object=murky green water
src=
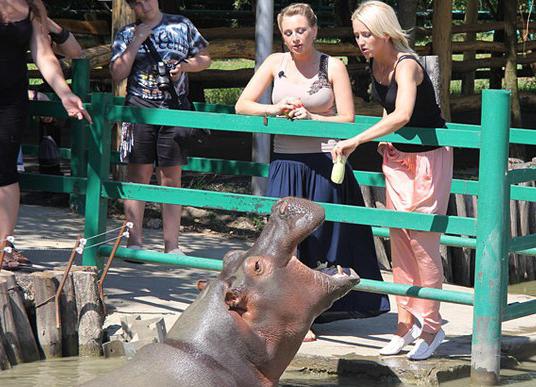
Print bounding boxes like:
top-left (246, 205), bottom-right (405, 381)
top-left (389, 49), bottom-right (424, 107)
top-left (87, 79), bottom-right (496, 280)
top-left (1, 356), bottom-right (535, 386)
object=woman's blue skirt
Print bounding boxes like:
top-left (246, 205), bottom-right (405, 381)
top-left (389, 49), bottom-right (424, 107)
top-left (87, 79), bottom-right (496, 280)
top-left (266, 152), bottom-right (390, 322)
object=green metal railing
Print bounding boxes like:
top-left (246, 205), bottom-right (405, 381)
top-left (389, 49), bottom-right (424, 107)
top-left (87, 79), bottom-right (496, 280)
top-left (21, 59), bottom-right (536, 385)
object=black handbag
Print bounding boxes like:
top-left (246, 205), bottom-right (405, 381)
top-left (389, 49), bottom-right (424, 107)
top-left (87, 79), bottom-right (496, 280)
top-left (142, 37), bottom-right (210, 150)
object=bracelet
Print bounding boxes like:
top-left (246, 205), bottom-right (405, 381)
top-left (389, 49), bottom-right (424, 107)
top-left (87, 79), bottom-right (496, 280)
top-left (50, 27), bottom-right (70, 45)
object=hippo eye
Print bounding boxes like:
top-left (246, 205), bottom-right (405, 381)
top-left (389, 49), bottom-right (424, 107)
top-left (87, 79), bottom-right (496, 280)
top-left (255, 260), bottom-right (261, 272)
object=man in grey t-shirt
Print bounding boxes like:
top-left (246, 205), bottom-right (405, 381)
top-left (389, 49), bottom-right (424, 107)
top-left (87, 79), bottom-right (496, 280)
top-left (110, 0), bottom-right (211, 255)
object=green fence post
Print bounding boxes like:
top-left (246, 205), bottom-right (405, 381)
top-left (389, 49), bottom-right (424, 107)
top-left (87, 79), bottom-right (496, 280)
top-left (471, 89), bottom-right (511, 385)
top-left (70, 58), bottom-right (90, 214)
top-left (82, 93), bottom-right (112, 266)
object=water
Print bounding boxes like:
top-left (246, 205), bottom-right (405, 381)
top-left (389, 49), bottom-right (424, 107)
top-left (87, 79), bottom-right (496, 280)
top-left (1, 356), bottom-right (535, 386)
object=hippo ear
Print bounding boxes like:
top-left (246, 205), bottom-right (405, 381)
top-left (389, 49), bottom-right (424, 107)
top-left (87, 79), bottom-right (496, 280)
top-left (221, 250), bottom-right (246, 275)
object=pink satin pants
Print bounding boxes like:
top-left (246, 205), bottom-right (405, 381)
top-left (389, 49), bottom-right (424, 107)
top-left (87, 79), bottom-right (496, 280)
top-left (380, 143), bottom-right (453, 333)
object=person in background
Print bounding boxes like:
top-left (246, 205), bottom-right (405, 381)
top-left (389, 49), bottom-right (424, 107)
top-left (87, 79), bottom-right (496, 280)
top-left (0, 0), bottom-right (91, 270)
top-left (332, 1), bottom-right (453, 360)
top-left (110, 0), bottom-right (211, 255)
top-left (235, 3), bottom-right (389, 342)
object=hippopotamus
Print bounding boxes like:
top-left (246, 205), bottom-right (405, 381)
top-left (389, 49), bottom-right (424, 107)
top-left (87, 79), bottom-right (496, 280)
top-left (83, 197), bottom-right (359, 387)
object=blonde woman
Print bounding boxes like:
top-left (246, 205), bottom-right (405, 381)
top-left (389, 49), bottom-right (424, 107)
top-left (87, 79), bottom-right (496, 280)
top-left (332, 1), bottom-right (453, 360)
top-left (236, 3), bottom-right (390, 341)
top-left (0, 0), bottom-right (90, 269)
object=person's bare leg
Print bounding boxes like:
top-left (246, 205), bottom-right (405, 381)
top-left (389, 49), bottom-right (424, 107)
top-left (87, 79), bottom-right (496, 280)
top-left (124, 164), bottom-right (153, 247)
top-left (0, 182), bottom-right (20, 242)
top-left (156, 165), bottom-right (182, 253)
top-left (395, 307), bottom-right (416, 337)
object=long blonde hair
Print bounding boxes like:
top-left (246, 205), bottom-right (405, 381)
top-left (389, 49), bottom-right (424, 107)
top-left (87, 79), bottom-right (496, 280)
top-left (351, 1), bottom-right (414, 54)
top-left (277, 3), bottom-right (317, 32)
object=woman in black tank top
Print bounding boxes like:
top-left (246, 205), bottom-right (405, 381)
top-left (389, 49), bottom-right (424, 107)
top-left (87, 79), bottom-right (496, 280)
top-left (332, 1), bottom-right (454, 361)
top-left (0, 0), bottom-right (91, 270)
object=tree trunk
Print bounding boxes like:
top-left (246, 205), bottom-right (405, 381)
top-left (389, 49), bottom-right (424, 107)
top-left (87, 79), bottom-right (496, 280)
top-left (73, 270), bottom-right (104, 357)
top-left (0, 280), bottom-right (23, 365)
top-left (52, 271), bottom-right (79, 357)
top-left (490, 0), bottom-right (505, 89)
top-left (432, 0), bottom-right (452, 120)
top-left (32, 272), bottom-right (62, 359)
top-left (462, 0), bottom-right (479, 95)
top-left (0, 272), bottom-right (40, 363)
top-left (111, 0), bottom-right (135, 182)
top-left (398, 0), bottom-right (418, 48)
top-left (503, 0), bottom-right (526, 159)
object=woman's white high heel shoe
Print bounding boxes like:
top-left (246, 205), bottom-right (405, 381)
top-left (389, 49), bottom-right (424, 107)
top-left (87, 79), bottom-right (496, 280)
top-left (379, 324), bottom-right (421, 356)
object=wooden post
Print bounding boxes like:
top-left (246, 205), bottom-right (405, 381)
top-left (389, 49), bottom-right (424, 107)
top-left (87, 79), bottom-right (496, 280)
top-left (0, 280), bottom-right (23, 365)
top-left (32, 272), bottom-right (62, 359)
top-left (73, 270), bottom-right (104, 357)
top-left (461, 0), bottom-right (479, 95)
top-left (0, 334), bottom-right (10, 370)
top-left (0, 272), bottom-right (40, 363)
top-left (432, 0), bottom-right (452, 120)
top-left (52, 271), bottom-right (79, 357)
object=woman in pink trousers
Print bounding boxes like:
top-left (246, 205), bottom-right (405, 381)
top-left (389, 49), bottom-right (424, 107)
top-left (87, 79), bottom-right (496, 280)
top-left (332, 1), bottom-right (453, 360)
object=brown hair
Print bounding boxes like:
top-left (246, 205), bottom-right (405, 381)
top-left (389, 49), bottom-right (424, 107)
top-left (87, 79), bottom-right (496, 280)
top-left (277, 3), bottom-right (317, 32)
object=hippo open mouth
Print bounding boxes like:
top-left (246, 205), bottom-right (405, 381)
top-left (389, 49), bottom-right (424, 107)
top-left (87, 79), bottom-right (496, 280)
top-left (223, 254), bottom-right (360, 325)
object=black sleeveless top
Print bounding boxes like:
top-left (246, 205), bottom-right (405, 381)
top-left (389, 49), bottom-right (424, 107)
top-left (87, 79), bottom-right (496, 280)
top-left (0, 9), bottom-right (33, 104)
top-left (370, 54), bottom-right (445, 152)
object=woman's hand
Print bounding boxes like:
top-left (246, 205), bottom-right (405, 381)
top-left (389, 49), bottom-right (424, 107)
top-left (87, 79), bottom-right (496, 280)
top-left (270, 97), bottom-right (301, 116)
top-left (288, 104), bottom-right (311, 120)
top-left (331, 137), bottom-right (360, 160)
top-left (61, 93), bottom-right (93, 123)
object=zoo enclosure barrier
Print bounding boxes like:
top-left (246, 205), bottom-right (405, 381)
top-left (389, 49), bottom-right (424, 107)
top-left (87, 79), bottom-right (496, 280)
top-left (21, 59), bottom-right (536, 385)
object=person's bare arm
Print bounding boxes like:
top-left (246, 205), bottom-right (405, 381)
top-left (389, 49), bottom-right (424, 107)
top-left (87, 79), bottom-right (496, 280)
top-left (235, 53), bottom-right (296, 116)
top-left (332, 60), bottom-right (421, 159)
top-left (169, 48), bottom-right (211, 80)
top-left (30, 18), bottom-right (91, 122)
top-left (47, 18), bottom-right (82, 59)
top-left (110, 23), bottom-right (154, 82)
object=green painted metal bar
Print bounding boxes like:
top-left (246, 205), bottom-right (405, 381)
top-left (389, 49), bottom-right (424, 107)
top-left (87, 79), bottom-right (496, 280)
top-left (355, 279), bottom-right (474, 305)
top-left (503, 299), bottom-right (536, 321)
top-left (108, 105), bottom-right (482, 148)
top-left (70, 59), bottom-right (91, 214)
top-left (28, 100), bottom-right (69, 119)
top-left (511, 185), bottom-right (536, 202)
top-left (372, 227), bottom-right (477, 249)
top-left (82, 93), bottom-right (113, 267)
top-left (471, 89), bottom-right (511, 385)
top-left (508, 167), bottom-right (536, 185)
top-left (510, 127), bottom-right (536, 146)
top-left (98, 246), bottom-right (474, 305)
top-left (101, 181), bottom-right (477, 236)
top-left (98, 246), bottom-right (224, 271)
top-left (510, 234), bottom-right (536, 253)
top-left (19, 173), bottom-right (86, 194)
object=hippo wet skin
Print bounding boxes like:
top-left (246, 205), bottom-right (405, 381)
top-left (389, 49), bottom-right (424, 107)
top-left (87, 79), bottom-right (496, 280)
top-left (83, 197), bottom-right (360, 387)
